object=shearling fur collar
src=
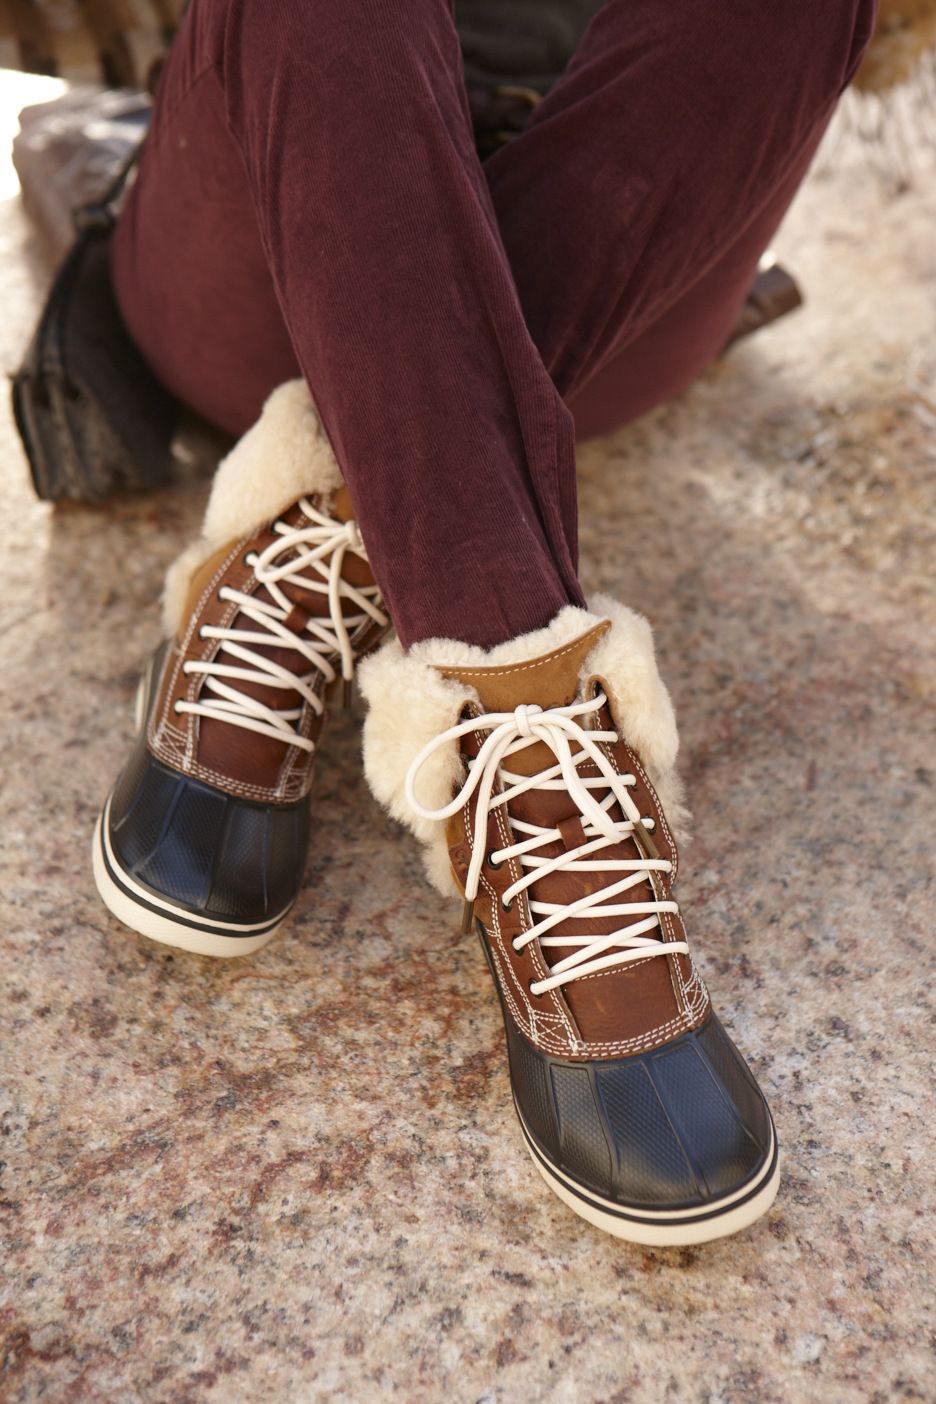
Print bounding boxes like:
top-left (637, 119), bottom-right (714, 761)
top-left (163, 380), bottom-right (343, 633)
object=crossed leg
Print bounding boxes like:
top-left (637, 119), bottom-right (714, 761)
top-left (112, 0), bottom-right (876, 646)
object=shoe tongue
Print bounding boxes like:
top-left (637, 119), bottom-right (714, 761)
top-left (444, 620), bottom-right (663, 1024)
top-left (438, 619), bottom-right (609, 775)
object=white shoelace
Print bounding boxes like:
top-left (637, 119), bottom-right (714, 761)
top-left (175, 499), bottom-right (387, 751)
top-left (405, 693), bottom-right (686, 994)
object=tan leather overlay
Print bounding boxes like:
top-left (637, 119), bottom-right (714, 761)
top-left (440, 620), bottom-right (610, 777)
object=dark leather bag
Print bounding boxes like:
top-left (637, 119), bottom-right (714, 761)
top-left (11, 145), bottom-right (181, 503)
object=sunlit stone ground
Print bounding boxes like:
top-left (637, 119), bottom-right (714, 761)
top-left (1, 70), bottom-right (933, 1403)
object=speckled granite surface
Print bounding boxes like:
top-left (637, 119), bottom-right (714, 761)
top-left (1, 72), bottom-right (934, 1402)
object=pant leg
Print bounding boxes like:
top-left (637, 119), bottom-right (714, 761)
top-left (112, 61), bottom-right (302, 441)
top-left (566, 154), bottom-right (819, 441)
top-left (113, 0), bottom-right (583, 651)
top-left (486, 0), bottom-right (877, 419)
top-left (115, 0), bottom-right (876, 652)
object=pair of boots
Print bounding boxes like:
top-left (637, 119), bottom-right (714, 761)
top-left (93, 381), bottom-right (779, 1247)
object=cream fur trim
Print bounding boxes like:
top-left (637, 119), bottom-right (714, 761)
top-left (163, 380), bottom-right (344, 633)
top-left (359, 596), bottom-right (689, 896)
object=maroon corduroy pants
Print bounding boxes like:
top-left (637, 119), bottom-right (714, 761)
top-left (112, 0), bottom-right (876, 648)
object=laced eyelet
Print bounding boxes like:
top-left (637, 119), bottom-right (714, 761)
top-left (486, 849), bottom-right (502, 870)
top-left (501, 897), bottom-right (513, 914)
top-left (527, 978), bottom-right (543, 998)
top-left (641, 817), bottom-right (656, 832)
top-left (173, 701), bottom-right (182, 714)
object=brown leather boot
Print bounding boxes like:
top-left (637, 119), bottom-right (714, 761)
top-left (360, 600), bottom-right (778, 1245)
top-left (93, 381), bottom-right (387, 957)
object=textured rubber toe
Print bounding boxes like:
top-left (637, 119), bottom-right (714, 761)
top-left (93, 736), bottom-right (309, 957)
top-left (503, 1012), bottom-right (779, 1244)
top-left (518, 1105), bottom-right (779, 1246)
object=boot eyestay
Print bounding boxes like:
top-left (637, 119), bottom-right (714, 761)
top-left (158, 510), bottom-right (387, 754)
top-left (404, 684), bottom-right (686, 996)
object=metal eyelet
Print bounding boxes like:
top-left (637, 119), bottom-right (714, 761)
top-left (486, 849), bottom-right (502, 869)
